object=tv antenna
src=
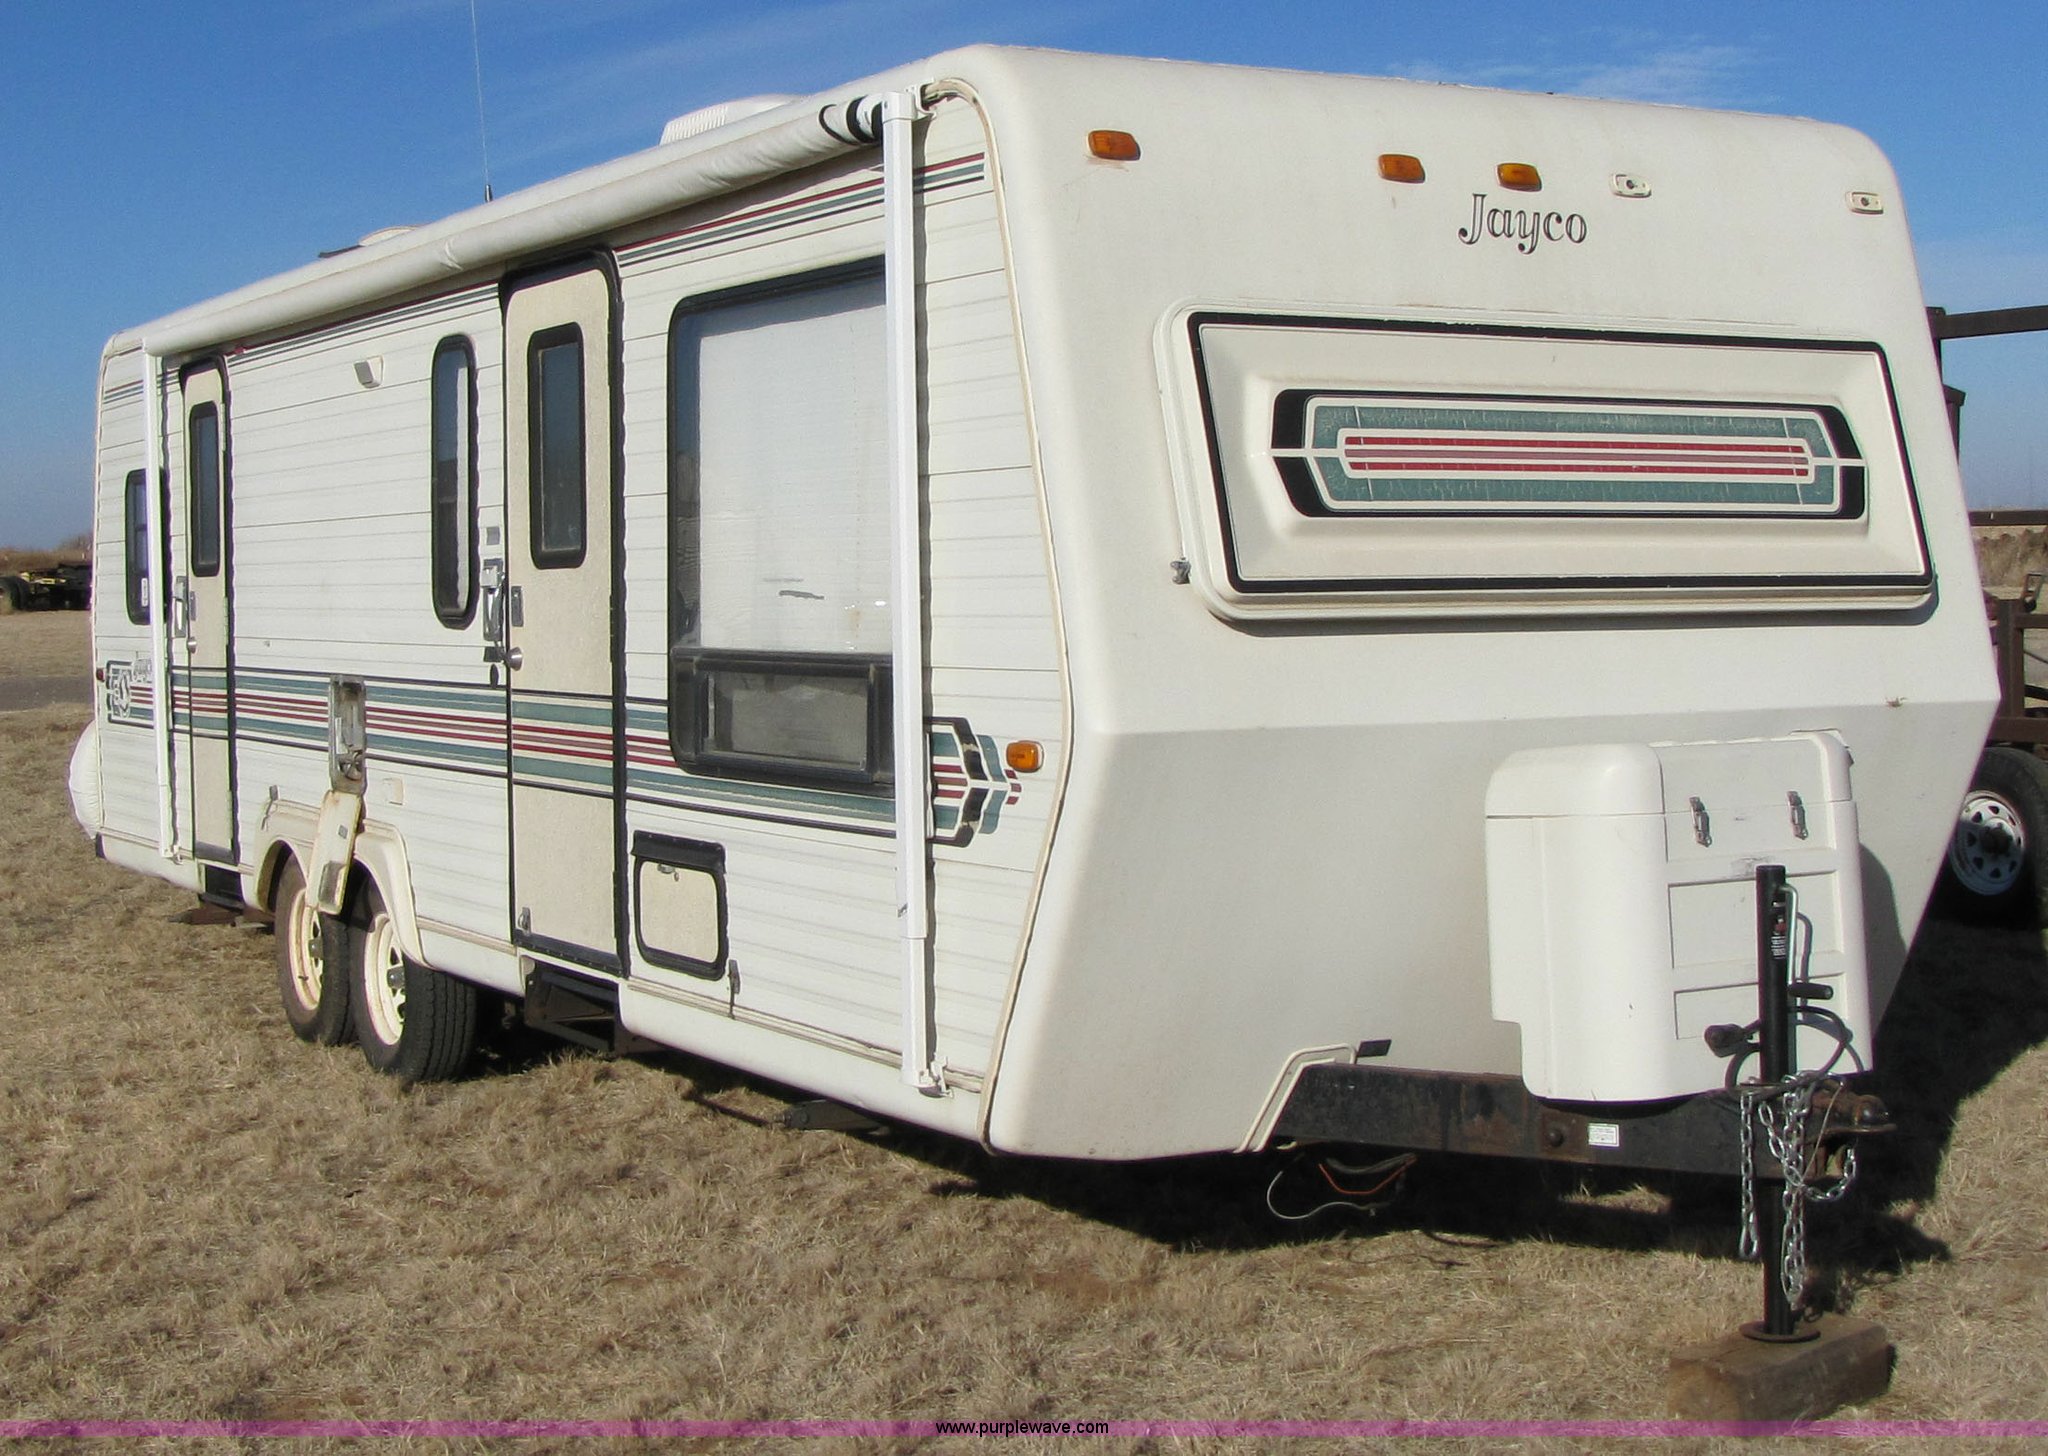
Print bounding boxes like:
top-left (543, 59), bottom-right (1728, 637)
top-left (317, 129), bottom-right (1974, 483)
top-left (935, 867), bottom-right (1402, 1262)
top-left (467, 0), bottom-right (495, 202)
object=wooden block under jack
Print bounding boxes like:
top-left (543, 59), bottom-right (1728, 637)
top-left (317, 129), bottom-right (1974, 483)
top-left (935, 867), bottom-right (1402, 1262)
top-left (1668, 1316), bottom-right (1892, 1421)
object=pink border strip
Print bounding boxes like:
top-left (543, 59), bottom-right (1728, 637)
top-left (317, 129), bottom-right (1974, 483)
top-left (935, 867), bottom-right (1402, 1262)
top-left (3, 1420), bottom-right (2048, 1439)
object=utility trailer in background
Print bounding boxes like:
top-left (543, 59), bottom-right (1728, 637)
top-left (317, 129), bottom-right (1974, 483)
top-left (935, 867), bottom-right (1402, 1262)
top-left (0, 560), bottom-right (90, 612)
top-left (70, 46), bottom-right (1992, 1246)
top-left (1930, 305), bottom-right (2048, 925)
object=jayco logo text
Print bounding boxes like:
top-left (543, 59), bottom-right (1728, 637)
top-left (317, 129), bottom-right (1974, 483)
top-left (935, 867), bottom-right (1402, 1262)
top-left (1458, 193), bottom-right (1588, 254)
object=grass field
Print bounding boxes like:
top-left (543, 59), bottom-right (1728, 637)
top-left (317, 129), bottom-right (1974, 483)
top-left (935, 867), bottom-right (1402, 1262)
top-left (2, 613), bottom-right (2045, 1453)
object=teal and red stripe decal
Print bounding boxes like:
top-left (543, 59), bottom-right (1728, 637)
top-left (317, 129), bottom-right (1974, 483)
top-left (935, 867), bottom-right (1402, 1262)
top-left (623, 153), bottom-right (986, 266)
top-left (1290, 397), bottom-right (1853, 513)
top-left (165, 669), bottom-right (1013, 836)
top-left (170, 665), bottom-right (230, 738)
top-left (622, 701), bottom-right (891, 828)
top-left (513, 694), bottom-right (613, 791)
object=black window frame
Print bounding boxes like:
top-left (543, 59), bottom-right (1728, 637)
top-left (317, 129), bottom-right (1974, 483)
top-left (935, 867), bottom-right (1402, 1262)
top-left (123, 468), bottom-right (153, 624)
top-left (672, 650), bottom-right (894, 788)
top-left (188, 403), bottom-right (222, 577)
top-left (665, 260), bottom-right (892, 790)
top-left (631, 831), bottom-right (730, 980)
top-left (527, 324), bottom-right (586, 569)
top-left (430, 335), bottom-right (480, 625)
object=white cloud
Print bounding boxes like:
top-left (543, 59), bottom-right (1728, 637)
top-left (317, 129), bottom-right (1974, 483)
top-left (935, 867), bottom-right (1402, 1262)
top-left (1563, 44), bottom-right (1757, 106)
top-left (1388, 37), bottom-right (1765, 110)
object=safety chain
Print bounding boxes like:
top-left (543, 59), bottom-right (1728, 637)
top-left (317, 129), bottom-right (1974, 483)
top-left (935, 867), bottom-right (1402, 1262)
top-left (1737, 1076), bottom-right (1862, 1311)
top-left (1760, 1087), bottom-right (1811, 1311)
top-left (1738, 1086), bottom-right (1760, 1262)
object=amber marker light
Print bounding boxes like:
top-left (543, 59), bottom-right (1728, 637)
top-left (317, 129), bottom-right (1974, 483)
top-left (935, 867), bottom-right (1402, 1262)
top-left (1088, 130), bottom-right (1141, 161)
top-left (1005, 740), bottom-right (1044, 773)
top-left (1378, 153), bottom-right (1425, 183)
top-left (1497, 162), bottom-right (1542, 191)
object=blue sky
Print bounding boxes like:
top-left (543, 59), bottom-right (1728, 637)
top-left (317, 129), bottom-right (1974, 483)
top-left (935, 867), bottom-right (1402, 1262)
top-left (3, 1), bottom-right (2044, 546)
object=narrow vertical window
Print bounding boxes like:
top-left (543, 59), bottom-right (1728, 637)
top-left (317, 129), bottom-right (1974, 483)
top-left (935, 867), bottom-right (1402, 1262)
top-left (189, 404), bottom-right (221, 577)
top-left (123, 468), bottom-right (151, 624)
top-left (430, 337), bottom-right (478, 624)
top-left (528, 327), bottom-right (585, 567)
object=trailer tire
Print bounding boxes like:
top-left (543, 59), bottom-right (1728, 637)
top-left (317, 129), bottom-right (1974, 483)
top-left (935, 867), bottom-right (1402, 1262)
top-left (274, 859), bottom-right (351, 1045)
top-left (1938, 747), bottom-right (2048, 926)
top-left (344, 875), bottom-right (477, 1082)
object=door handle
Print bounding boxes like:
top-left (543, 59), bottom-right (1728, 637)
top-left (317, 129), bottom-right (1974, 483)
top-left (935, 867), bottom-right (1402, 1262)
top-left (479, 558), bottom-right (511, 666)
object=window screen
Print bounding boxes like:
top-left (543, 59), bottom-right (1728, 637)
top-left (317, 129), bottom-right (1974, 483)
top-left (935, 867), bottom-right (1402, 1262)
top-left (188, 404), bottom-right (221, 577)
top-left (123, 469), bottom-right (151, 624)
top-left (431, 337), bottom-right (478, 623)
top-left (668, 265), bottom-right (892, 784)
top-left (529, 327), bottom-right (585, 567)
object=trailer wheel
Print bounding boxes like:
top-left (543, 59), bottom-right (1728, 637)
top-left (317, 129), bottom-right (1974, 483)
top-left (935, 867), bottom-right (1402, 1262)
top-left (344, 876), bottom-right (477, 1082)
top-left (275, 859), bottom-right (351, 1045)
top-left (1939, 747), bottom-right (2048, 925)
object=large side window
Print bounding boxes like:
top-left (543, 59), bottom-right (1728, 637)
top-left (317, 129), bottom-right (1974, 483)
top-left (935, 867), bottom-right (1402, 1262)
top-left (431, 336), bottom-right (478, 623)
top-left (188, 404), bottom-right (221, 577)
top-left (668, 264), bottom-right (891, 785)
top-left (123, 469), bottom-right (152, 624)
top-left (528, 325), bottom-right (585, 568)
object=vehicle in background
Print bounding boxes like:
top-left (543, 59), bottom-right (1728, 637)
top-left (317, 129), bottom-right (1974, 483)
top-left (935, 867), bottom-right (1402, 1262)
top-left (0, 560), bottom-right (90, 612)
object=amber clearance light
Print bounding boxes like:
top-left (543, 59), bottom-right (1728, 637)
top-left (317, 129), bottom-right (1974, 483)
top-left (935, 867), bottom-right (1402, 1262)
top-left (1378, 153), bottom-right (1425, 183)
top-left (1088, 129), bottom-right (1141, 161)
top-left (1497, 162), bottom-right (1542, 191)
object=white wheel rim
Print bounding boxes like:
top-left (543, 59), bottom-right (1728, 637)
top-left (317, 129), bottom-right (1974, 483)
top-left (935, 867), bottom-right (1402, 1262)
top-left (286, 885), bottom-right (324, 1010)
top-left (363, 909), bottom-right (407, 1046)
top-left (1950, 789), bottom-right (2026, 896)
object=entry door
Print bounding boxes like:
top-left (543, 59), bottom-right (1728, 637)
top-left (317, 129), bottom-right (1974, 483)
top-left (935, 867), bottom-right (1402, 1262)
top-left (503, 264), bottom-right (620, 968)
top-left (178, 362), bottom-right (235, 866)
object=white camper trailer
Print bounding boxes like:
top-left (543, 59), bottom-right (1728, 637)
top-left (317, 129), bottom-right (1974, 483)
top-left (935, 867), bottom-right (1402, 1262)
top-left (75, 47), bottom-right (1995, 1179)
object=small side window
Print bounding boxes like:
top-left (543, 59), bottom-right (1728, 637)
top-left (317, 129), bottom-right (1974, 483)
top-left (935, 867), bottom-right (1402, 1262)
top-left (528, 326), bottom-right (585, 568)
top-left (431, 337), bottom-right (478, 624)
top-left (123, 469), bottom-right (151, 624)
top-left (189, 404), bottom-right (222, 577)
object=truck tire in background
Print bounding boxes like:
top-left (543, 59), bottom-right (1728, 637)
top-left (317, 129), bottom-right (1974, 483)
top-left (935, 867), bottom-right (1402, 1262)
top-left (0, 578), bottom-right (19, 614)
top-left (1939, 746), bottom-right (2048, 925)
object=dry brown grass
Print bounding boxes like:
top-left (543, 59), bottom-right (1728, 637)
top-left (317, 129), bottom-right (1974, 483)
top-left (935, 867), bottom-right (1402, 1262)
top-left (1, 614), bottom-right (2046, 1453)
top-left (0, 613), bottom-right (92, 680)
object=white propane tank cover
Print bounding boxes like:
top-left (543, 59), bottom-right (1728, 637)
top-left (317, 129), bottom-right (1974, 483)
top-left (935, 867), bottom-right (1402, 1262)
top-left (660, 95), bottom-right (799, 145)
top-left (1485, 732), bottom-right (1869, 1104)
top-left (1482, 742), bottom-right (1664, 819)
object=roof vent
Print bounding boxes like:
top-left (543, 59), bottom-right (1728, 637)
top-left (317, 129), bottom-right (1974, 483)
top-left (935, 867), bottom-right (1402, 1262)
top-left (660, 94), bottom-right (797, 145)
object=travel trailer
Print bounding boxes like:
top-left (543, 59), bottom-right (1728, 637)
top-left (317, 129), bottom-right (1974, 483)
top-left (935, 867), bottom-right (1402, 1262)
top-left (73, 47), bottom-right (1995, 1183)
